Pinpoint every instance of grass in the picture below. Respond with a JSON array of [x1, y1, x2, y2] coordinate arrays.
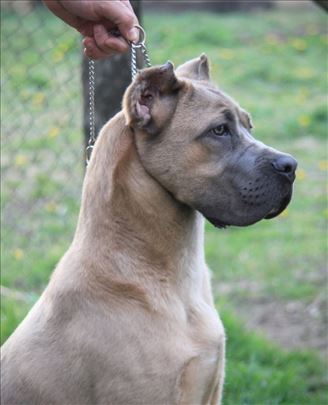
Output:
[[1, 3, 327, 404], [222, 308, 327, 405]]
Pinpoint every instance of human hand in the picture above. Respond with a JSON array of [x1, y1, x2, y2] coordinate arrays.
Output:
[[43, 0, 139, 59]]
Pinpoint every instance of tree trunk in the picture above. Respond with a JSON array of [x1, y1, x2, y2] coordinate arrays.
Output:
[[82, 1, 141, 151], [312, 0, 328, 11]]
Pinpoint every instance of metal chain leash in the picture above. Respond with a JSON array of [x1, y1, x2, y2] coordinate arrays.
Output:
[[130, 26, 151, 81], [86, 26, 151, 165], [86, 59, 96, 165]]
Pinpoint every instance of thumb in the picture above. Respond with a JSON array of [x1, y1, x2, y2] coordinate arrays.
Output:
[[118, 20, 139, 43]]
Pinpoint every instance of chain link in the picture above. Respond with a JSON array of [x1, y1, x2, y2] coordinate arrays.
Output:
[[130, 25, 151, 80], [131, 43, 138, 81], [86, 26, 151, 165], [86, 59, 96, 165], [131, 43, 151, 81], [141, 44, 151, 68]]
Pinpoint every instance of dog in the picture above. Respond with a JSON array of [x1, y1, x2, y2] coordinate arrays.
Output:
[[1, 55, 297, 405]]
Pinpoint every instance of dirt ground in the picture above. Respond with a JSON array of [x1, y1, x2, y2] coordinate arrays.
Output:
[[215, 281, 328, 358]]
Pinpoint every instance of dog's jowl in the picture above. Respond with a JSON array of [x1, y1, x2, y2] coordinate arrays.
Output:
[[1, 55, 296, 405]]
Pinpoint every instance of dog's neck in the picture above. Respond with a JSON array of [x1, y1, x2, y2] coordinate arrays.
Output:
[[74, 112, 205, 284]]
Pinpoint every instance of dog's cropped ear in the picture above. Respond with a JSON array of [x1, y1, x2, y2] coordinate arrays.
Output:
[[175, 54, 210, 81], [123, 62, 182, 134], [240, 109, 254, 131]]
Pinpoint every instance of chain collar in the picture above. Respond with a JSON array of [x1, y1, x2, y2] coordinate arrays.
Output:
[[86, 25, 151, 166], [86, 58, 96, 165], [130, 25, 151, 80]]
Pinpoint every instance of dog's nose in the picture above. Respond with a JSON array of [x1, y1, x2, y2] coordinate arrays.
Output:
[[271, 155, 297, 181]]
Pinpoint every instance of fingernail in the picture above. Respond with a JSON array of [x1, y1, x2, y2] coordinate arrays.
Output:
[[127, 28, 138, 42]]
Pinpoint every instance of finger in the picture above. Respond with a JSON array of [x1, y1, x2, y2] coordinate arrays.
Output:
[[84, 37, 108, 59], [98, 1, 139, 42], [84, 47, 113, 60], [83, 37, 115, 60], [93, 24, 129, 54], [105, 36, 130, 53], [84, 44, 114, 59], [93, 24, 128, 54], [78, 21, 95, 37]]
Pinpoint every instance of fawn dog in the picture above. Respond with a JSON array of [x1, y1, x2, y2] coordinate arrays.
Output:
[[1, 55, 297, 405]]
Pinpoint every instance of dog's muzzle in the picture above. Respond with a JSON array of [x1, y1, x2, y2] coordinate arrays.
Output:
[[204, 153, 297, 228]]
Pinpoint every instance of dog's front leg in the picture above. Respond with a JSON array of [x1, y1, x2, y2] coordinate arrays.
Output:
[[178, 341, 225, 405], [208, 340, 225, 405]]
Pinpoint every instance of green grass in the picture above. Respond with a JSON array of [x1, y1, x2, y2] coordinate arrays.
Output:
[[1, 4, 327, 404], [222, 308, 327, 405]]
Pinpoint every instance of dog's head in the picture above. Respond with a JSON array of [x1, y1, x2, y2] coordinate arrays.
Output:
[[123, 55, 297, 227]]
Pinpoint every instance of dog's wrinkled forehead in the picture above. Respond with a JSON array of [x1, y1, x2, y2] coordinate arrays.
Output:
[[176, 79, 253, 135], [176, 55, 253, 131]]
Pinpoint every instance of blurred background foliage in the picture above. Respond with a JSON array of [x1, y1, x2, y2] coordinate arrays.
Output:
[[1, 1, 327, 404]]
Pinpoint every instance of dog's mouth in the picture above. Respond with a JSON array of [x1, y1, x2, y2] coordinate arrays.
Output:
[[205, 191, 292, 228], [264, 193, 292, 220], [205, 217, 229, 229]]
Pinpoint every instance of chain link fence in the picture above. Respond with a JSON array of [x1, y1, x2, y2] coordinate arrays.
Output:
[[1, 2, 84, 292]]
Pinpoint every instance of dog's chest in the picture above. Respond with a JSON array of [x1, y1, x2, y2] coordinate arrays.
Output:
[[187, 302, 224, 351], [89, 294, 224, 404]]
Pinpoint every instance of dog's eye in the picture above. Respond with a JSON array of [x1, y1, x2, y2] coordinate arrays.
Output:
[[211, 124, 229, 136]]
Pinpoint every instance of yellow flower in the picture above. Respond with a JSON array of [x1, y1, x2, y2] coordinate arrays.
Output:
[[279, 209, 289, 218], [14, 154, 28, 167], [32, 92, 45, 106], [58, 43, 69, 53], [319, 160, 328, 171], [220, 49, 235, 60], [52, 51, 64, 62], [298, 115, 311, 128], [296, 168, 307, 180], [13, 248, 24, 261], [48, 127, 60, 139], [290, 38, 307, 51], [45, 201, 58, 213]]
